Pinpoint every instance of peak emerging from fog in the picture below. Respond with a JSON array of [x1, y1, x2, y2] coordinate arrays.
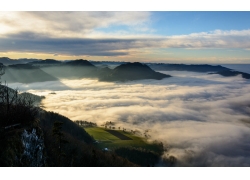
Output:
[[28, 59, 62, 65], [210, 70, 250, 79], [149, 64, 230, 72], [99, 62, 171, 81], [115, 62, 153, 71], [64, 59, 95, 67]]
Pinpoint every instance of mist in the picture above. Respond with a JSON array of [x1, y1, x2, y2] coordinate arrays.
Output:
[[7, 71, 250, 166]]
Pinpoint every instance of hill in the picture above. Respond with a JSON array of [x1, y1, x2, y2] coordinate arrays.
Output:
[[99, 62, 171, 81], [0, 57, 40, 65], [38, 60, 171, 82], [40, 59, 97, 79], [2, 64, 58, 83], [210, 70, 250, 79], [149, 63, 230, 72], [39, 111, 138, 167], [28, 59, 62, 66], [64, 59, 95, 67], [85, 126, 165, 166]]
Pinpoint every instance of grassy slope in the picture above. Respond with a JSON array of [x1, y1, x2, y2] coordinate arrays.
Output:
[[84, 127, 162, 154]]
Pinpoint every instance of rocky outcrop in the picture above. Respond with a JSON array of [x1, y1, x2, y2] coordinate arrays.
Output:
[[21, 128, 46, 167], [0, 126, 46, 167]]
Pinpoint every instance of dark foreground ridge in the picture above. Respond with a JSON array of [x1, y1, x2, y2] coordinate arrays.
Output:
[[0, 83, 137, 166], [99, 62, 171, 81]]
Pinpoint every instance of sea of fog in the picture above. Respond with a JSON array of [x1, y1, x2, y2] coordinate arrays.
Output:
[[8, 71, 250, 166]]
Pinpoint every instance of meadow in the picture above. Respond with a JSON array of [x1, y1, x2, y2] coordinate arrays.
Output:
[[84, 127, 163, 154]]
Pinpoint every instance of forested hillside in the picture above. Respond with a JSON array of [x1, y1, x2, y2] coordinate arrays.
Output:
[[0, 63, 136, 167]]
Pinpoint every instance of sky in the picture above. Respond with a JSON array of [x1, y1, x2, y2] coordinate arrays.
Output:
[[1, 11, 250, 63]]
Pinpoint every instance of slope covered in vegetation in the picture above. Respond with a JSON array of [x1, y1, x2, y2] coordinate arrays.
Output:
[[0, 64, 136, 167]]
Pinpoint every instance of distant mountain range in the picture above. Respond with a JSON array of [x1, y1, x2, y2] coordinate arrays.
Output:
[[209, 70, 250, 79], [1, 59, 170, 83], [39, 60, 170, 81], [0, 57, 40, 65], [27, 59, 62, 65], [39, 60, 97, 79], [148, 63, 230, 72], [1, 57, 250, 83]]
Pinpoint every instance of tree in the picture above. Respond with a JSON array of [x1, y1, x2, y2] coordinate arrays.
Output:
[[0, 63, 4, 82], [0, 85, 39, 128], [52, 121, 68, 166], [53, 121, 67, 149], [0, 64, 39, 128]]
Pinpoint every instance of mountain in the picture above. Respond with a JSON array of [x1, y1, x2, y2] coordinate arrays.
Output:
[[64, 59, 95, 67], [3, 57, 249, 82], [41, 61, 172, 82], [2, 64, 58, 83], [40, 59, 97, 79], [90, 61, 125, 69], [0, 57, 13, 65], [28, 59, 62, 66], [210, 70, 250, 79], [99, 62, 171, 82], [0, 57, 40, 65], [149, 64, 230, 72]]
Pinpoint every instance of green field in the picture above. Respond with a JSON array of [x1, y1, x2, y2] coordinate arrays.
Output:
[[84, 127, 163, 154]]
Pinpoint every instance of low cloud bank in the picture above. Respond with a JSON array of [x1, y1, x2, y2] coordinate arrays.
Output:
[[8, 72, 250, 166]]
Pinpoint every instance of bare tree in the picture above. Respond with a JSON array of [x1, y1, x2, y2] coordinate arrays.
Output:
[[0, 65, 39, 128], [0, 63, 4, 80]]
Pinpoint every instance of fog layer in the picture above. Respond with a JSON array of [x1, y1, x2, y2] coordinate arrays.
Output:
[[8, 71, 250, 166]]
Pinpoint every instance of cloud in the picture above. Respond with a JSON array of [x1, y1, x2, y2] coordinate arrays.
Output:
[[0, 12, 151, 37], [162, 29, 250, 49], [1, 12, 250, 58], [1, 29, 250, 57], [0, 32, 132, 56], [8, 70, 250, 166]]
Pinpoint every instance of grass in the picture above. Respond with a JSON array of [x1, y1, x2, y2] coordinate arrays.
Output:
[[84, 127, 162, 154]]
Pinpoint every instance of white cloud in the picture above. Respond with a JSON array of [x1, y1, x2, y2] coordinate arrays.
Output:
[[0, 12, 151, 38], [1, 12, 250, 53], [161, 29, 250, 49]]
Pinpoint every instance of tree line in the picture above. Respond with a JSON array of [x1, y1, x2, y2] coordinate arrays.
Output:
[[74, 120, 97, 127]]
